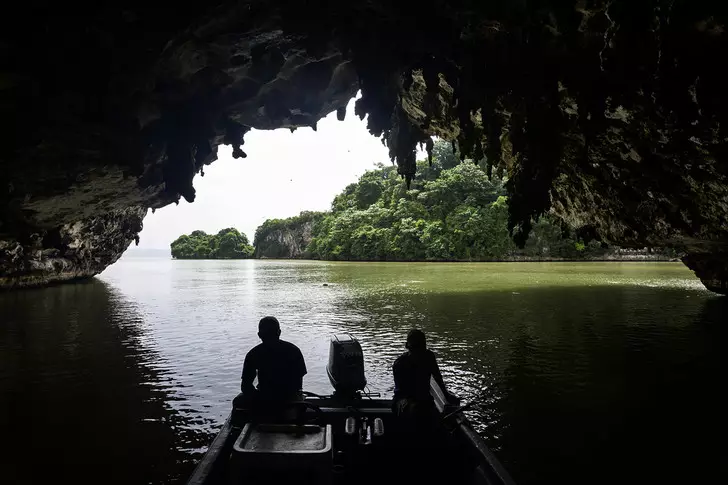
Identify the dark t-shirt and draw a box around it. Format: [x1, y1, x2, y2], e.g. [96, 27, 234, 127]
[241, 340, 307, 400]
[393, 349, 440, 401]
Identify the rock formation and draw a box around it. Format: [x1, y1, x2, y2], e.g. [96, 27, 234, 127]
[253, 212, 318, 259]
[254, 222, 315, 260]
[2, 2, 727, 292]
[0, 207, 145, 289]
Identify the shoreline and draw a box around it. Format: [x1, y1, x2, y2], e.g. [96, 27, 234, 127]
[167, 256, 681, 263]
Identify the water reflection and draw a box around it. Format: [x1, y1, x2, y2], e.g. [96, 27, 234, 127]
[495, 292, 723, 484]
[329, 282, 723, 484]
[0, 280, 214, 485]
[2, 259, 722, 484]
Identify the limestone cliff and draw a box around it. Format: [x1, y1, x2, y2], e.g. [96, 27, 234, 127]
[253, 213, 318, 259]
[2, 2, 728, 292]
[0, 207, 145, 289]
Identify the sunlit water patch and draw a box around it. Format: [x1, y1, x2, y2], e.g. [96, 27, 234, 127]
[0, 259, 722, 484]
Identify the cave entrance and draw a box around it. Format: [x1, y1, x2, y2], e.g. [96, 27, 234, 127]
[129, 96, 391, 257]
[126, 97, 687, 279]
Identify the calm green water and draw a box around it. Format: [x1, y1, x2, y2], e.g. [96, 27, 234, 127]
[0, 259, 722, 484]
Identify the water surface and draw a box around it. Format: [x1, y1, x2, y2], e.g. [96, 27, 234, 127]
[0, 259, 722, 484]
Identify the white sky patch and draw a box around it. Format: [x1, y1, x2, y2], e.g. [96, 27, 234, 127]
[135, 97, 391, 249]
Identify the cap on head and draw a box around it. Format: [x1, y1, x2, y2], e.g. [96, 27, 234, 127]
[406, 328, 426, 351]
[258, 316, 281, 342]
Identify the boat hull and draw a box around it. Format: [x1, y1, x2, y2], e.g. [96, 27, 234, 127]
[187, 381, 514, 485]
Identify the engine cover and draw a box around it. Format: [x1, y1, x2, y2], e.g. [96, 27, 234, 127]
[326, 335, 367, 395]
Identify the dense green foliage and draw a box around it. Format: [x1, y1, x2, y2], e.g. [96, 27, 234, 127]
[170, 228, 254, 259]
[243, 141, 676, 262]
[299, 141, 612, 261]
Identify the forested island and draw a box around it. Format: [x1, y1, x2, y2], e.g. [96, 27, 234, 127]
[170, 228, 254, 259]
[172, 142, 676, 262]
[253, 142, 677, 262]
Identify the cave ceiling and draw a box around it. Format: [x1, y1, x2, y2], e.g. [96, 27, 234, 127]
[1, 1, 727, 292]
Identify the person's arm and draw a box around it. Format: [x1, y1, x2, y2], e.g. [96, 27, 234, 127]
[294, 347, 307, 390]
[392, 358, 402, 393]
[241, 351, 256, 394]
[431, 352, 451, 399]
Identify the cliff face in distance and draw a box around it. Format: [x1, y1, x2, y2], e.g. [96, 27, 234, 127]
[2, 2, 728, 293]
[253, 212, 319, 259]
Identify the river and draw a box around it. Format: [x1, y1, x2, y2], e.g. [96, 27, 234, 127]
[0, 258, 722, 484]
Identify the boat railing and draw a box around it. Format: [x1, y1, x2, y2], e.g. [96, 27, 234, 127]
[430, 377, 516, 485]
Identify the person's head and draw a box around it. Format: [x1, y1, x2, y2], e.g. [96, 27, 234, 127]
[406, 328, 427, 352]
[258, 316, 281, 343]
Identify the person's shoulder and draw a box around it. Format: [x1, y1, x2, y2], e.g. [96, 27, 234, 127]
[393, 351, 409, 366]
[250, 342, 266, 352]
[280, 339, 303, 353]
[246, 342, 264, 359]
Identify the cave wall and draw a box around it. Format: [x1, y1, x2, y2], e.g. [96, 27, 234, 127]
[2, 1, 728, 292]
[0, 207, 145, 289]
[2, 2, 357, 288]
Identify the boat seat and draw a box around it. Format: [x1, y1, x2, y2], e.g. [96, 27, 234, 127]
[229, 423, 333, 484]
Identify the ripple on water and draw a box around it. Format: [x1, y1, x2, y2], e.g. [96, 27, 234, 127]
[0, 260, 722, 485]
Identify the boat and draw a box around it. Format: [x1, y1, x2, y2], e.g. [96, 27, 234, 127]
[187, 335, 515, 485]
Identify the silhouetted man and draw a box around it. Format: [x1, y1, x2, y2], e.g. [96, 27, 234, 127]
[392, 330, 457, 482]
[392, 329, 451, 419]
[240, 316, 307, 407]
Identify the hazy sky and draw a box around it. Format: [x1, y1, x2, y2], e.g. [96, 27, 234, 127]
[136, 97, 390, 249]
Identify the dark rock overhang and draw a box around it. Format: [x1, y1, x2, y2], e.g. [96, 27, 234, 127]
[1, 1, 727, 291]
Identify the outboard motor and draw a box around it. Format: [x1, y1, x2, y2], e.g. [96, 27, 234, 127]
[326, 335, 366, 397]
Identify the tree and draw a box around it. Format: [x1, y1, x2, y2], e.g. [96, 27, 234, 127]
[421, 220, 452, 260]
[390, 217, 426, 260]
[170, 228, 254, 259]
[421, 163, 505, 222]
[430, 139, 459, 170]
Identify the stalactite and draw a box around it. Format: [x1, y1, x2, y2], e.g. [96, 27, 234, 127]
[4, 1, 728, 291]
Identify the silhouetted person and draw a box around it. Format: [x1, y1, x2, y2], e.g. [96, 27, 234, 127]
[392, 330, 458, 482]
[392, 329, 451, 419]
[240, 316, 307, 408]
